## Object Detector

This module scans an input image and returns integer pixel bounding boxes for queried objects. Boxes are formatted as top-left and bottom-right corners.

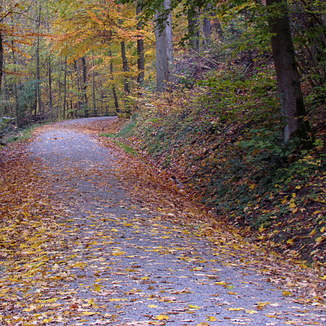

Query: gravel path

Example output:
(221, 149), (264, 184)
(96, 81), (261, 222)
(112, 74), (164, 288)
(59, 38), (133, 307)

(9, 118), (326, 325)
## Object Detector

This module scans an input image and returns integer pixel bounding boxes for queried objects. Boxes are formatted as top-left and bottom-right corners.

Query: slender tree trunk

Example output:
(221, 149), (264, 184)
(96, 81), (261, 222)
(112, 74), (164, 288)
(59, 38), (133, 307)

(57, 58), (63, 118)
(81, 56), (88, 117)
(265, 0), (312, 145)
(91, 52), (97, 116)
(35, 3), (42, 115)
(136, 2), (145, 85)
(188, 6), (200, 51)
(46, 10), (53, 117)
(154, 0), (173, 92)
(2, 60), (10, 115)
(11, 38), (21, 127)
(48, 56), (53, 115)
(63, 58), (67, 119)
(165, 0), (174, 67)
(75, 60), (81, 113)
(0, 31), (3, 94)
(109, 49), (119, 113)
(202, 5), (213, 48)
(120, 41), (130, 94)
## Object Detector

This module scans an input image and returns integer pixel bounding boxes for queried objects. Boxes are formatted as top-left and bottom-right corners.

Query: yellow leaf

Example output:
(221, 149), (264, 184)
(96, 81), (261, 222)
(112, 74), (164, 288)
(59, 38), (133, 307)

(112, 250), (126, 256)
(289, 202), (296, 208)
(87, 299), (96, 306)
(36, 298), (58, 303)
(228, 308), (243, 311)
(93, 284), (101, 292)
(315, 236), (324, 245)
(109, 298), (127, 302)
(188, 304), (202, 310)
(207, 316), (217, 321)
(148, 304), (158, 308)
(111, 228), (119, 232)
(81, 311), (96, 316)
(309, 229), (317, 236)
(155, 315), (169, 320)
(41, 318), (54, 324)
(245, 309), (258, 314)
(256, 302), (270, 310)
(286, 239), (294, 245)
(215, 281), (227, 286)
(192, 267), (203, 271)
(282, 291), (293, 296)
(73, 262), (87, 268)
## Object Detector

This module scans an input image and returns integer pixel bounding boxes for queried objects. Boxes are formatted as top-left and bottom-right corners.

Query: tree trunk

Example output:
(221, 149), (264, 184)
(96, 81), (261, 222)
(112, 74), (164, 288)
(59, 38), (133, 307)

(136, 2), (145, 86)
(109, 49), (119, 113)
(48, 56), (53, 115)
(91, 52), (97, 116)
(165, 0), (174, 67)
(0, 31), (3, 94)
(202, 16), (212, 48)
(121, 41), (130, 94)
(188, 6), (200, 51)
(35, 3), (42, 115)
(81, 56), (88, 117)
(265, 0), (312, 145)
(63, 58), (67, 119)
(46, 10), (53, 117)
(154, 0), (173, 92)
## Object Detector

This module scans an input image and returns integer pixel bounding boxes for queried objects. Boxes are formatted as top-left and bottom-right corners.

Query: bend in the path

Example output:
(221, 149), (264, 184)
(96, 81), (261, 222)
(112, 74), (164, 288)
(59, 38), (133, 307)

(1, 118), (324, 326)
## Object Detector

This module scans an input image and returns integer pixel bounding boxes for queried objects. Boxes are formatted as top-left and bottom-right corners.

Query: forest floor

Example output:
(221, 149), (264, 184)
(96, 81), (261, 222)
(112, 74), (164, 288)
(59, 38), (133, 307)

(0, 117), (325, 325)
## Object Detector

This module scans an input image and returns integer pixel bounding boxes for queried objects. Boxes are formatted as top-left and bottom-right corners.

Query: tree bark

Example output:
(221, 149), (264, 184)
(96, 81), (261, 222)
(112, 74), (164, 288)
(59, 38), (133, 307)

(91, 52), (97, 116)
(109, 49), (119, 113)
(202, 16), (212, 48)
(154, 0), (173, 92)
(35, 3), (42, 115)
(81, 56), (88, 117)
(188, 6), (200, 51)
(136, 2), (145, 85)
(63, 58), (67, 119)
(0, 31), (3, 94)
(121, 41), (130, 94)
(265, 0), (312, 145)
(48, 56), (53, 114)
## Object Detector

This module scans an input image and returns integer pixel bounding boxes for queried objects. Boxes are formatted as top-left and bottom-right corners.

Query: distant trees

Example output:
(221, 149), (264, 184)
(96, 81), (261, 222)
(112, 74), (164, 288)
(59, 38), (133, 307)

(0, 0), (324, 150)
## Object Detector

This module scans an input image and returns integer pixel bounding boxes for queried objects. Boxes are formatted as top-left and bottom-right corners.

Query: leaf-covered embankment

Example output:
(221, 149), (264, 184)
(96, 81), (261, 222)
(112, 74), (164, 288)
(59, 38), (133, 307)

(107, 74), (325, 266)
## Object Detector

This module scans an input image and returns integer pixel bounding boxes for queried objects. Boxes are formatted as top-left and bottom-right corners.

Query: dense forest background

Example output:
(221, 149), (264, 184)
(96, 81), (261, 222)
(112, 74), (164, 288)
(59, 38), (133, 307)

(0, 0), (325, 263)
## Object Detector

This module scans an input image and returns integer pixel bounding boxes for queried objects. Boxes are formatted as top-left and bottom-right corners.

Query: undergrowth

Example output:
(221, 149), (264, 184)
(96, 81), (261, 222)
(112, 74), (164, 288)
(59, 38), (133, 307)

(111, 65), (325, 265)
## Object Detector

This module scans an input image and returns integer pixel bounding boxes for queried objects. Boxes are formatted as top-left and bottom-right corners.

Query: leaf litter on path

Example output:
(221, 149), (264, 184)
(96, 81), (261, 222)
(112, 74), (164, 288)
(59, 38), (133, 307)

(0, 118), (325, 325)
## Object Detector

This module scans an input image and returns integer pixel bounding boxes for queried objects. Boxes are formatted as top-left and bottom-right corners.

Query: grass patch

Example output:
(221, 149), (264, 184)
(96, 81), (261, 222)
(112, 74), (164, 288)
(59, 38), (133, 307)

(112, 140), (137, 156)
(100, 118), (137, 139)
(1, 123), (45, 146)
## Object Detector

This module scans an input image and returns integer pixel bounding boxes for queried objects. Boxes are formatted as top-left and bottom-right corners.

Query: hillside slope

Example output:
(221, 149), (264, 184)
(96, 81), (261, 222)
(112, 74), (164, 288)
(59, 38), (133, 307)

(106, 71), (325, 266)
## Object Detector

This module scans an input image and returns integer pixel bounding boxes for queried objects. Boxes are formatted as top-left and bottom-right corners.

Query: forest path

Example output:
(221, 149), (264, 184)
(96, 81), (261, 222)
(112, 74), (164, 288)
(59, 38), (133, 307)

(0, 118), (325, 325)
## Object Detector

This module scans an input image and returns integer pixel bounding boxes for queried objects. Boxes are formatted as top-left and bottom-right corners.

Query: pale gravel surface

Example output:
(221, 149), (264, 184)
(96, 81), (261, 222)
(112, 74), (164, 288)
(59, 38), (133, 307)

(26, 118), (325, 325)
